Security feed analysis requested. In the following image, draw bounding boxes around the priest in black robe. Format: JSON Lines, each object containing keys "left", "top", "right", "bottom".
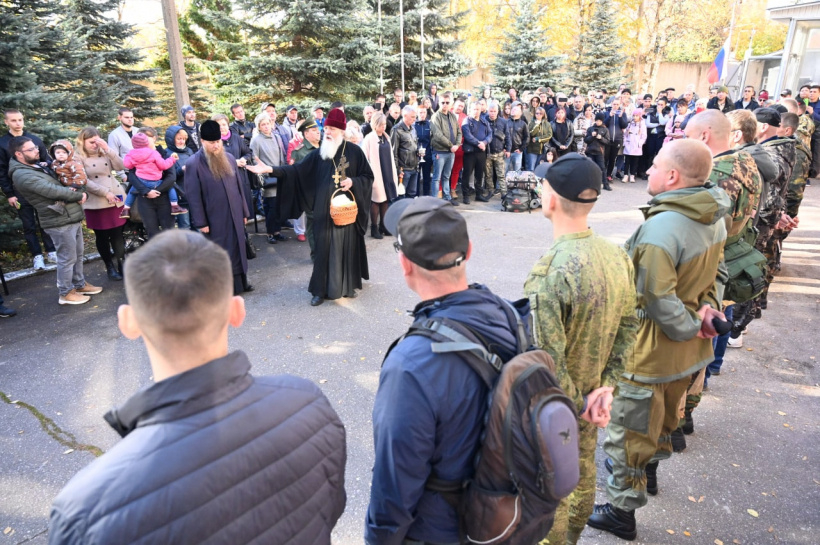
{"left": 248, "top": 109, "right": 373, "bottom": 306}
{"left": 186, "top": 120, "right": 253, "bottom": 295}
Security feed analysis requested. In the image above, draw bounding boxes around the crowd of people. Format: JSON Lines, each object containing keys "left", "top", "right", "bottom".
{"left": 0, "top": 77, "right": 816, "bottom": 545}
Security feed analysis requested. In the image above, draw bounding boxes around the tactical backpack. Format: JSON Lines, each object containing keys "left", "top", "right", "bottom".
{"left": 386, "top": 299, "right": 580, "bottom": 544}
{"left": 723, "top": 220, "right": 767, "bottom": 304}
{"left": 502, "top": 171, "right": 541, "bottom": 213}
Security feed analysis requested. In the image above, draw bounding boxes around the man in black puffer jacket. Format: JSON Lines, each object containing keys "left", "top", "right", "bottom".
{"left": 48, "top": 230, "right": 347, "bottom": 545}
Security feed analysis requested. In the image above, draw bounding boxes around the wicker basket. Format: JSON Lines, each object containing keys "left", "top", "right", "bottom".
{"left": 329, "top": 188, "right": 358, "bottom": 226}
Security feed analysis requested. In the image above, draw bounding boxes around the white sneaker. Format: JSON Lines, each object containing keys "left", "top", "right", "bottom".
{"left": 46, "top": 251, "right": 58, "bottom": 263}
{"left": 727, "top": 334, "right": 743, "bottom": 348}
{"left": 33, "top": 254, "right": 45, "bottom": 270}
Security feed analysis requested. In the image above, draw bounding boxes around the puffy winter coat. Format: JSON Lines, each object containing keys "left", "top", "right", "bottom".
{"left": 48, "top": 351, "right": 347, "bottom": 545}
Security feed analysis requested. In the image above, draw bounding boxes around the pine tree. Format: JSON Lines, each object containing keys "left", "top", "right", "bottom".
{"left": 0, "top": 0, "right": 74, "bottom": 141}
{"left": 180, "top": 0, "right": 247, "bottom": 62}
{"left": 574, "top": 0, "right": 626, "bottom": 94}
{"left": 211, "top": 0, "right": 384, "bottom": 104}
{"left": 490, "top": 0, "right": 564, "bottom": 93}
{"left": 60, "top": 0, "right": 160, "bottom": 124}
{"left": 371, "top": 0, "right": 472, "bottom": 94}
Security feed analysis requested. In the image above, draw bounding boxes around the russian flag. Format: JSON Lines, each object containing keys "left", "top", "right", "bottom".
{"left": 707, "top": 38, "right": 730, "bottom": 84}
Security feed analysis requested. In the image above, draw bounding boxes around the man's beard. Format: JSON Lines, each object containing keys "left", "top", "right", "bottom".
{"left": 320, "top": 133, "right": 343, "bottom": 160}
{"left": 203, "top": 144, "right": 234, "bottom": 179}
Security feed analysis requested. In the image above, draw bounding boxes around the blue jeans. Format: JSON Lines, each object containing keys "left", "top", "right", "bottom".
{"left": 708, "top": 305, "right": 734, "bottom": 379}
{"left": 509, "top": 151, "right": 523, "bottom": 171}
{"left": 431, "top": 151, "right": 454, "bottom": 198}
{"left": 125, "top": 178, "right": 178, "bottom": 207}
{"left": 525, "top": 152, "right": 540, "bottom": 171}
{"left": 402, "top": 169, "right": 419, "bottom": 197}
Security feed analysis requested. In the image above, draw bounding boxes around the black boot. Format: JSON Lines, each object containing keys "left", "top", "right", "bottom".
{"left": 645, "top": 461, "right": 658, "bottom": 495}
{"left": 371, "top": 224, "right": 383, "bottom": 239}
{"left": 379, "top": 223, "right": 390, "bottom": 236}
{"left": 671, "top": 427, "right": 687, "bottom": 452}
{"left": 603, "top": 182, "right": 612, "bottom": 191}
{"left": 682, "top": 410, "right": 694, "bottom": 435}
{"left": 116, "top": 258, "right": 124, "bottom": 278}
{"left": 587, "top": 503, "right": 637, "bottom": 541}
{"left": 105, "top": 261, "right": 123, "bottom": 281}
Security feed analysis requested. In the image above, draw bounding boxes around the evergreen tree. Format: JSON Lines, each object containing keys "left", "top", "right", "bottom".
{"left": 490, "top": 0, "right": 564, "bottom": 93}
{"left": 211, "top": 0, "right": 384, "bottom": 103}
{"left": 60, "top": 0, "right": 160, "bottom": 124}
{"left": 149, "top": 42, "right": 212, "bottom": 127}
{"left": 574, "top": 0, "right": 626, "bottom": 94}
{"left": 180, "top": 0, "right": 247, "bottom": 62}
{"left": 0, "top": 0, "right": 74, "bottom": 141}
{"left": 371, "top": 0, "right": 472, "bottom": 94}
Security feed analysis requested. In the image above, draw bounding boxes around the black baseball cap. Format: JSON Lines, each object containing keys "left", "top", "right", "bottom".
{"left": 534, "top": 153, "right": 602, "bottom": 203}
{"left": 383, "top": 197, "right": 469, "bottom": 271}
{"left": 755, "top": 107, "right": 781, "bottom": 127}
{"left": 285, "top": 104, "right": 298, "bottom": 113}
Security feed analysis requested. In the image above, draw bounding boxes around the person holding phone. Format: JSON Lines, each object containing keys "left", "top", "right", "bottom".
{"left": 77, "top": 127, "right": 128, "bottom": 281}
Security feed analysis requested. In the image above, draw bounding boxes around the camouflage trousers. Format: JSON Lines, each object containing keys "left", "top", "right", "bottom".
{"left": 542, "top": 419, "right": 598, "bottom": 545}
{"left": 678, "top": 367, "right": 707, "bottom": 424}
{"left": 604, "top": 377, "right": 691, "bottom": 511}
{"left": 485, "top": 151, "right": 507, "bottom": 192}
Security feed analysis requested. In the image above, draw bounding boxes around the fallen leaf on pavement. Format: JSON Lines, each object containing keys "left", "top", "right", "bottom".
{"left": 3, "top": 528, "right": 11, "bottom": 535}
{"left": 319, "top": 379, "right": 328, "bottom": 384}
{"left": 63, "top": 449, "right": 74, "bottom": 455}
{"left": 666, "top": 529, "right": 675, "bottom": 534}
{"left": 688, "top": 495, "right": 697, "bottom": 502}
{"left": 715, "top": 539, "right": 724, "bottom": 545}
{"left": 746, "top": 348, "right": 754, "bottom": 351}
{"left": 699, "top": 496, "right": 705, "bottom": 502}
{"left": 747, "top": 509, "right": 759, "bottom": 518}
{"left": 777, "top": 411, "right": 787, "bottom": 416}
{"left": 783, "top": 423, "right": 790, "bottom": 427}
{"left": 768, "top": 527, "right": 774, "bottom": 533}
{"left": 732, "top": 463, "right": 740, "bottom": 467}
{"left": 733, "top": 540, "right": 740, "bottom": 544}
{"left": 684, "top": 531, "right": 691, "bottom": 536}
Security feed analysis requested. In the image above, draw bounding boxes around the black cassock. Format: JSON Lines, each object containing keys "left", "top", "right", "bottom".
{"left": 185, "top": 150, "right": 251, "bottom": 279}
{"left": 274, "top": 144, "right": 374, "bottom": 299}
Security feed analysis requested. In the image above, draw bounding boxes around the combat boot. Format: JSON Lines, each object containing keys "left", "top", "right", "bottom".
{"left": 671, "top": 427, "right": 686, "bottom": 452}
{"left": 682, "top": 410, "right": 694, "bottom": 435}
{"left": 587, "top": 503, "right": 637, "bottom": 541}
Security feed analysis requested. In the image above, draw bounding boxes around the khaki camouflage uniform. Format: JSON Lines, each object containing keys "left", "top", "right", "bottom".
{"left": 681, "top": 150, "right": 762, "bottom": 417}
{"left": 524, "top": 230, "right": 638, "bottom": 545}
{"left": 797, "top": 113, "right": 815, "bottom": 151}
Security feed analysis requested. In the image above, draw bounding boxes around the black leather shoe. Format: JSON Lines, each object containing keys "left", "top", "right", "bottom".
{"left": 476, "top": 195, "right": 490, "bottom": 202}
{"left": 462, "top": 195, "right": 470, "bottom": 204}
{"left": 379, "top": 223, "right": 391, "bottom": 236}
{"left": 243, "top": 284, "right": 255, "bottom": 293}
{"left": 371, "top": 225, "right": 383, "bottom": 239}
{"left": 682, "top": 410, "right": 694, "bottom": 435}
{"left": 447, "top": 198, "right": 460, "bottom": 206}
{"left": 310, "top": 296, "right": 324, "bottom": 306}
{"left": 587, "top": 503, "right": 637, "bottom": 541}
{"left": 603, "top": 184, "right": 612, "bottom": 191}
{"left": 267, "top": 235, "right": 277, "bottom": 244}
{"left": 105, "top": 262, "right": 123, "bottom": 281}
{"left": 671, "top": 427, "right": 686, "bottom": 452}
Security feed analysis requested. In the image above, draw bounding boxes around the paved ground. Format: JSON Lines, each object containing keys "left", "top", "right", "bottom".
{"left": 1, "top": 180, "right": 818, "bottom": 545}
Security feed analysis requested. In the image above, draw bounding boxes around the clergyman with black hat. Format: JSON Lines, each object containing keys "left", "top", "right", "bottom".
{"left": 365, "top": 197, "right": 528, "bottom": 544}
{"left": 248, "top": 109, "right": 373, "bottom": 306}
{"left": 185, "top": 119, "right": 253, "bottom": 295}
{"left": 523, "top": 154, "right": 638, "bottom": 545}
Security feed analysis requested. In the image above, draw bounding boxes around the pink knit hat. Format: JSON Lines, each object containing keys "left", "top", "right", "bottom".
{"left": 131, "top": 132, "right": 150, "bottom": 148}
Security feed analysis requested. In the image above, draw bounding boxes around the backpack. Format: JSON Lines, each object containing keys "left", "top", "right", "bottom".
{"left": 503, "top": 171, "right": 541, "bottom": 213}
{"left": 723, "top": 220, "right": 767, "bottom": 304}
{"left": 386, "top": 299, "right": 580, "bottom": 544}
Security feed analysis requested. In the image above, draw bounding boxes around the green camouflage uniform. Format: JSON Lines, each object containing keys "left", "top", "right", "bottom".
{"left": 683, "top": 150, "right": 762, "bottom": 415}
{"left": 757, "top": 137, "right": 796, "bottom": 307}
{"left": 524, "top": 230, "right": 638, "bottom": 545}
{"left": 770, "top": 137, "right": 812, "bottom": 272}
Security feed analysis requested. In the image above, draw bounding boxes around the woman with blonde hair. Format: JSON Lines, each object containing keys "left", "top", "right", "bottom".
{"left": 345, "top": 120, "right": 364, "bottom": 145}
{"left": 76, "top": 127, "right": 127, "bottom": 280}
{"left": 361, "top": 112, "right": 398, "bottom": 239}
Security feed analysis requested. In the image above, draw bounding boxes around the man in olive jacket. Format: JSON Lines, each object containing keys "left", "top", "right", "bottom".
{"left": 49, "top": 230, "right": 347, "bottom": 545}
{"left": 588, "top": 139, "right": 730, "bottom": 541}
{"left": 8, "top": 136, "right": 102, "bottom": 306}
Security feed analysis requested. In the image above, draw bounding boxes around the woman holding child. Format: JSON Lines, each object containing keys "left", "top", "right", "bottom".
{"left": 76, "top": 127, "right": 128, "bottom": 281}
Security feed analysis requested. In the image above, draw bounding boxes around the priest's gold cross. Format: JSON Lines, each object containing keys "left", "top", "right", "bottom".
{"left": 333, "top": 156, "right": 349, "bottom": 187}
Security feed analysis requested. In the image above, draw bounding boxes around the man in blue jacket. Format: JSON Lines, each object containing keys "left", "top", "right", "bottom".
{"left": 365, "top": 197, "right": 526, "bottom": 545}
{"left": 49, "top": 230, "right": 347, "bottom": 545}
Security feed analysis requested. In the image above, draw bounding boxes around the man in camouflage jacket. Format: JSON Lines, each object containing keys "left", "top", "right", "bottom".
{"left": 524, "top": 155, "right": 638, "bottom": 545}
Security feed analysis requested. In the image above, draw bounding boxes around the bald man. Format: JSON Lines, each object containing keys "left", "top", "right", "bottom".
{"left": 589, "top": 139, "right": 730, "bottom": 541}
{"left": 678, "top": 111, "right": 762, "bottom": 431}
